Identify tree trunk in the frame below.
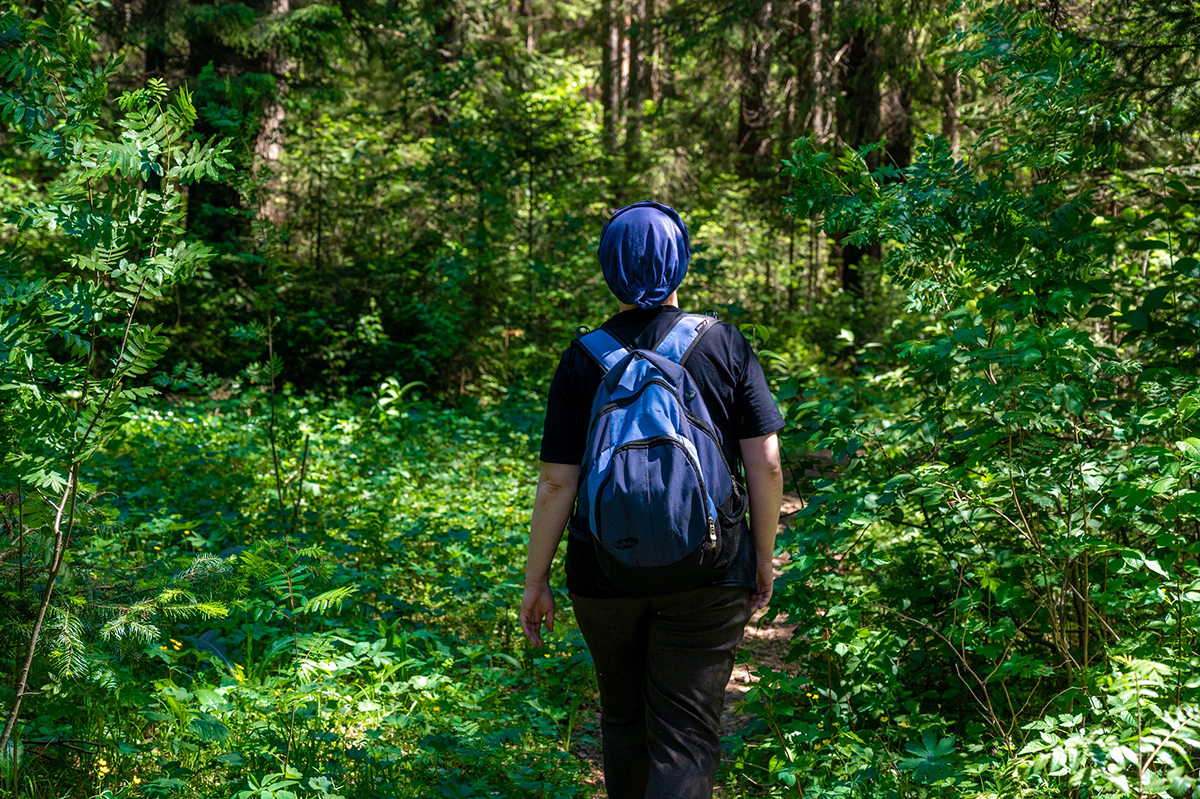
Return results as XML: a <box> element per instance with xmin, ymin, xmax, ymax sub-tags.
<box><xmin>254</xmin><ymin>0</ymin><xmax>289</xmax><ymax>225</ymax></box>
<box><xmin>185</xmin><ymin>0</ymin><xmax>249</xmax><ymax>239</ymax></box>
<box><xmin>805</xmin><ymin>0</ymin><xmax>828</xmax><ymax>303</ymax></box>
<box><xmin>781</xmin><ymin>0</ymin><xmax>818</xmax><ymax>305</ymax></box>
<box><xmin>736</xmin><ymin>0</ymin><xmax>774</xmax><ymax>174</ymax></box>
<box><xmin>625</xmin><ymin>0</ymin><xmax>647</xmax><ymax>167</ymax></box>
<box><xmin>781</xmin><ymin>1</ymin><xmax>809</xmax><ymax>149</ymax></box>
<box><xmin>833</xmin><ymin>25</ymin><xmax>882</xmax><ymax>297</ymax></box>
<box><xmin>143</xmin><ymin>0</ymin><xmax>170</xmax><ymax>79</ymax></box>
<box><xmin>621</xmin><ymin>4</ymin><xmax>630</xmax><ymax>102</ymax></box>
<box><xmin>647</xmin><ymin>0</ymin><xmax>660</xmax><ymax>102</ymax></box>
<box><xmin>883</xmin><ymin>80</ymin><xmax>912</xmax><ymax>171</ymax></box>
<box><xmin>430</xmin><ymin>5</ymin><xmax>458</xmax><ymax>130</ymax></box>
<box><xmin>520</xmin><ymin>0</ymin><xmax>534</xmax><ymax>54</ymax></box>
<box><xmin>601</xmin><ymin>0</ymin><xmax>623</xmax><ymax>153</ymax></box>
<box><xmin>806</xmin><ymin>0</ymin><xmax>830</xmax><ymax>143</ymax></box>
<box><xmin>943</xmin><ymin>67</ymin><xmax>961</xmax><ymax>156</ymax></box>
<box><xmin>836</xmin><ymin>27</ymin><xmax>882</xmax><ymax>161</ymax></box>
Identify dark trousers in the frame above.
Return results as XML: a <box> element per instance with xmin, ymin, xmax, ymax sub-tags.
<box><xmin>571</xmin><ymin>586</ymin><xmax>752</xmax><ymax>799</ymax></box>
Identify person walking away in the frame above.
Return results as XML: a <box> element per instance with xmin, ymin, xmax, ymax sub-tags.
<box><xmin>520</xmin><ymin>201</ymin><xmax>785</xmax><ymax>799</ymax></box>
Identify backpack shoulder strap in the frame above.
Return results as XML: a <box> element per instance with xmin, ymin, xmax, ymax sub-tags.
<box><xmin>576</xmin><ymin>328</ymin><xmax>630</xmax><ymax>373</ymax></box>
<box><xmin>654</xmin><ymin>313</ymin><xmax>718</xmax><ymax>365</ymax></box>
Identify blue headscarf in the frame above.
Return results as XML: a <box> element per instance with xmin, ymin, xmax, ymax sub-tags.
<box><xmin>598</xmin><ymin>201</ymin><xmax>691</xmax><ymax>309</ymax></box>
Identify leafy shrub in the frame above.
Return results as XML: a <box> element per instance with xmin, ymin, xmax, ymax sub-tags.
<box><xmin>1</xmin><ymin>381</ymin><xmax>594</xmax><ymax>795</ymax></box>
<box><xmin>0</xmin><ymin>1</ymin><xmax>233</xmax><ymax>766</ymax></box>
<box><xmin>80</xmin><ymin>395</ymin><xmax>594</xmax><ymax>797</ymax></box>
<box><xmin>741</xmin><ymin>7</ymin><xmax>1200</xmax><ymax>798</ymax></box>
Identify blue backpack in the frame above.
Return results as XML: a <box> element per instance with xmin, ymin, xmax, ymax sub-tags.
<box><xmin>573</xmin><ymin>313</ymin><xmax>745</xmax><ymax>594</ymax></box>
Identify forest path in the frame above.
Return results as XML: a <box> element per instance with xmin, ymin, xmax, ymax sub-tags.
<box><xmin>574</xmin><ymin>493</ymin><xmax>805</xmax><ymax>796</ymax></box>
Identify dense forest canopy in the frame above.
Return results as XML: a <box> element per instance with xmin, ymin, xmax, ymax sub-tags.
<box><xmin>7</xmin><ymin>0</ymin><xmax>1192</xmax><ymax>395</ymax></box>
<box><xmin>3</xmin><ymin>0</ymin><xmax>1200</xmax><ymax>796</ymax></box>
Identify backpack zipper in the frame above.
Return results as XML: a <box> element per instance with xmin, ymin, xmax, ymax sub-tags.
<box><xmin>681</xmin><ymin>408</ymin><xmax>743</xmax><ymax>500</ymax></box>
<box><xmin>595</xmin><ymin>435</ymin><xmax>716</xmax><ymax>549</ymax></box>
<box><xmin>586</xmin><ymin>377</ymin><xmax>675</xmax><ymax>444</ymax></box>
<box><xmin>589</xmin><ymin>377</ymin><xmax>720</xmax><ymax>459</ymax></box>
<box><xmin>586</xmin><ymin>379</ymin><xmax>742</xmax><ymax>508</ymax></box>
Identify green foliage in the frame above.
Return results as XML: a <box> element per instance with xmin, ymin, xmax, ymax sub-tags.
<box><xmin>735</xmin><ymin>6</ymin><xmax>1200</xmax><ymax>798</ymax></box>
<box><xmin>1018</xmin><ymin>658</ymin><xmax>1200</xmax><ymax>795</ymax></box>
<box><xmin>109</xmin><ymin>0</ymin><xmax>622</xmax><ymax>394</ymax></box>
<box><xmin>54</xmin><ymin>0</ymin><xmax>824</xmax><ymax>395</ymax></box>
<box><xmin>0</xmin><ymin>0</ymin><xmax>232</xmax><ymax>767</ymax></box>
<box><xmin>6</xmin><ymin>1</ymin><xmax>1200</xmax><ymax>797</ymax></box>
<box><xmin>0</xmin><ymin>7</ymin><xmax>232</xmax><ymax>486</ymax></box>
<box><xmin>36</xmin><ymin>396</ymin><xmax>593</xmax><ymax>797</ymax></box>
<box><xmin>898</xmin><ymin>731</ymin><xmax>958</xmax><ymax>784</ymax></box>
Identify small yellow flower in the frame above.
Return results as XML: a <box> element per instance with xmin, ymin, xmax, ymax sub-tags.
<box><xmin>133</xmin><ymin>776</ymin><xmax>141</xmax><ymax>784</ymax></box>
<box><xmin>171</xmin><ymin>639</ymin><xmax>183</xmax><ymax>650</ymax></box>
<box><xmin>881</xmin><ymin>716</ymin><xmax>889</xmax><ymax>722</ymax></box>
<box><xmin>899</xmin><ymin>721</ymin><xmax>909</xmax><ymax>728</ymax></box>
<box><xmin>153</xmin><ymin>545</ymin><xmax>162</xmax><ymax>551</ymax></box>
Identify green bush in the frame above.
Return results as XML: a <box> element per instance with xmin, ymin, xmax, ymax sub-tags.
<box><xmin>0</xmin><ymin>1</ymin><xmax>234</xmax><ymax>773</ymax></box>
<box><xmin>77</xmin><ymin>395</ymin><xmax>594</xmax><ymax>798</ymax></box>
<box><xmin>0</xmin><ymin>10</ymin><xmax>593</xmax><ymax>793</ymax></box>
<box><xmin>741</xmin><ymin>7</ymin><xmax>1200</xmax><ymax>798</ymax></box>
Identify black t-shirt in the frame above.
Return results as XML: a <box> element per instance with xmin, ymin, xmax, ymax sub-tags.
<box><xmin>540</xmin><ymin>305</ymin><xmax>785</xmax><ymax>598</ymax></box>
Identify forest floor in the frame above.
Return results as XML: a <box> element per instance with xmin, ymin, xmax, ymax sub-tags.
<box><xmin>575</xmin><ymin>493</ymin><xmax>806</xmax><ymax>796</ymax></box>
<box><xmin>54</xmin><ymin>401</ymin><xmax>814</xmax><ymax>797</ymax></box>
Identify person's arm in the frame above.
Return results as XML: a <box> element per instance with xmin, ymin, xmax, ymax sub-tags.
<box><xmin>740</xmin><ymin>432</ymin><xmax>783</xmax><ymax>613</ymax></box>
<box><xmin>520</xmin><ymin>462</ymin><xmax>581</xmax><ymax>647</ymax></box>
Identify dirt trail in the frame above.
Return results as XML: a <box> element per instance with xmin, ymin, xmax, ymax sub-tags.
<box><xmin>574</xmin><ymin>494</ymin><xmax>805</xmax><ymax>795</ymax></box>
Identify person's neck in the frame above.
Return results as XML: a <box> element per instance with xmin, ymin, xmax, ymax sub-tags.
<box><xmin>618</xmin><ymin>291</ymin><xmax>679</xmax><ymax>313</ymax></box>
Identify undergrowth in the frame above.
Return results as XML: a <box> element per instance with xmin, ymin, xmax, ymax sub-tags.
<box><xmin>8</xmin><ymin>393</ymin><xmax>594</xmax><ymax>798</ymax></box>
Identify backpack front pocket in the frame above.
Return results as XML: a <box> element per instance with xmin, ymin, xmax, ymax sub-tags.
<box><xmin>594</xmin><ymin>436</ymin><xmax>716</xmax><ymax>569</ymax></box>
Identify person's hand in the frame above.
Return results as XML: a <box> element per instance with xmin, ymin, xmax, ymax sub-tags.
<box><xmin>750</xmin><ymin>558</ymin><xmax>774</xmax><ymax>613</ymax></box>
<box><xmin>520</xmin><ymin>580</ymin><xmax>556</xmax><ymax>647</ymax></box>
